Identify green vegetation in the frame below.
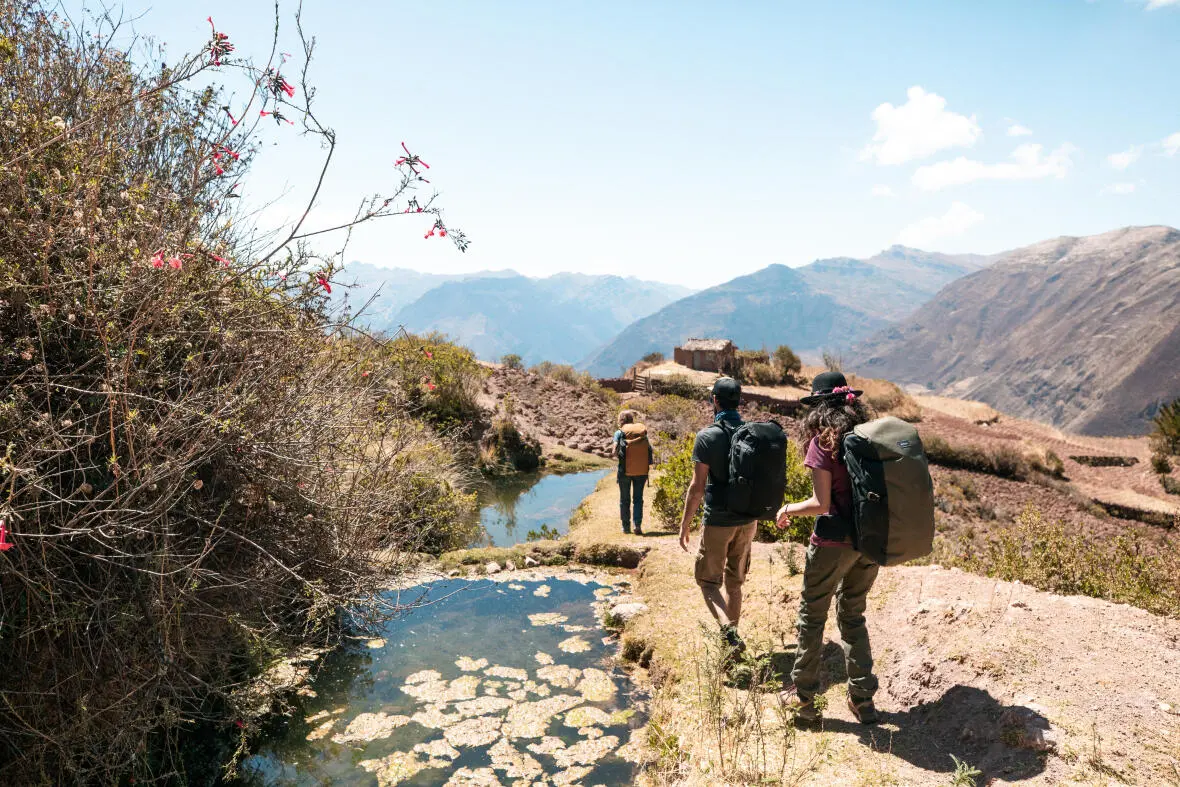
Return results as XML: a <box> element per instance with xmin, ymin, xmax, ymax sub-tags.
<box><xmin>1162</xmin><ymin>475</ymin><xmax>1180</xmax><ymax>496</ymax></box>
<box><xmin>479</xmin><ymin>416</ymin><xmax>543</xmax><ymax>472</ymax></box>
<box><xmin>1151</xmin><ymin>452</ymin><xmax>1173</xmax><ymax>475</ymax></box>
<box><xmin>650</xmin><ymin>374</ymin><xmax>709</xmax><ymax>400</ymax></box>
<box><xmin>936</xmin><ymin>508</ymin><xmax>1180</xmax><ymax>618</ymax></box>
<box><xmin>530</xmin><ymin>359</ymin><xmax>620</xmax><ymax>406</ymax></box>
<box><xmin>642</xmin><ymin>351</ymin><xmax>666</xmax><ymax>364</ymax></box>
<box><xmin>0</xmin><ymin>4</ymin><xmax>474</xmax><ymax>780</ymax></box>
<box><xmin>746</xmin><ymin>362</ymin><xmax>779</xmax><ymax>386</ymax></box>
<box><xmin>1151</xmin><ymin>397</ymin><xmax>1180</xmax><ymax>457</ymax></box>
<box><xmin>653</xmin><ymin>434</ymin><xmax>813</xmax><ymax>542</ymax></box>
<box><xmin>773</xmin><ymin>344</ymin><xmax>802</xmax><ymax>383</ymax></box>
<box><xmin>526</xmin><ymin>523</ymin><xmax>561</xmax><ymax>541</ymax></box>
<box><xmin>949</xmin><ymin>755</ymin><xmax>983</xmax><ymax>786</ymax></box>
<box><xmin>500</xmin><ymin>353</ymin><xmax>524</xmax><ymax>370</ymax></box>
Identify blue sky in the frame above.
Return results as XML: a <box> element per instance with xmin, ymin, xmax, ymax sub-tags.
<box><xmin>96</xmin><ymin>0</ymin><xmax>1180</xmax><ymax>287</ymax></box>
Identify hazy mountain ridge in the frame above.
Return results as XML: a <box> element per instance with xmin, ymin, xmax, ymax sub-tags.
<box><xmin>336</xmin><ymin>263</ymin><xmax>693</xmax><ymax>366</ymax></box>
<box><xmin>851</xmin><ymin>226</ymin><xmax>1180</xmax><ymax>436</ymax></box>
<box><xmin>582</xmin><ymin>247</ymin><xmax>988</xmax><ymax>376</ymax></box>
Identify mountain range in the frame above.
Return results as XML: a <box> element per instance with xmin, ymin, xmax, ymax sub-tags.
<box><xmin>580</xmin><ymin>247</ymin><xmax>991</xmax><ymax>376</ymax></box>
<box><xmin>851</xmin><ymin>226</ymin><xmax>1180</xmax><ymax>436</ymax></box>
<box><xmin>334</xmin><ymin>264</ymin><xmax>693</xmax><ymax>366</ymax></box>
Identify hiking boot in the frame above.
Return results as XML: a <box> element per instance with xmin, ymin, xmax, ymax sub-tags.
<box><xmin>721</xmin><ymin>624</ymin><xmax>747</xmax><ymax>658</ymax></box>
<box><xmin>781</xmin><ymin>686</ymin><xmax>820</xmax><ymax>727</ymax></box>
<box><xmin>847</xmin><ymin>695</ymin><xmax>880</xmax><ymax>725</ymax></box>
<box><xmin>634</xmin><ymin>522</ymin><xmax>644</xmax><ymax>535</ymax></box>
<box><xmin>621</xmin><ymin>522</ymin><xmax>631</xmax><ymax>535</ymax></box>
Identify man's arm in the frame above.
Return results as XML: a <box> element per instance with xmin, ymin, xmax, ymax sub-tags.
<box><xmin>678</xmin><ymin>462</ymin><xmax>710</xmax><ymax>551</ymax></box>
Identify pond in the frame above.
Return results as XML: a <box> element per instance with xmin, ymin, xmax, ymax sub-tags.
<box><xmin>468</xmin><ymin>470</ymin><xmax>611</xmax><ymax>548</ymax></box>
<box><xmin>240</xmin><ymin>575</ymin><xmax>646</xmax><ymax>786</ymax></box>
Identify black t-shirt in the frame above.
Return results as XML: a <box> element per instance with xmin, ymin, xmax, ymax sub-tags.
<box><xmin>691</xmin><ymin>420</ymin><xmax>756</xmax><ymax>527</ymax></box>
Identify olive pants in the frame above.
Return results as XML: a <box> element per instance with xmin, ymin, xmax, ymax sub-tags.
<box><xmin>791</xmin><ymin>543</ymin><xmax>880</xmax><ymax>701</ymax></box>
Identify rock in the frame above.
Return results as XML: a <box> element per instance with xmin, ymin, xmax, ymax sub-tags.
<box><xmin>447</xmin><ymin>569</ymin><xmax>461</xmax><ymax>578</ymax></box>
<box><xmin>524</xmin><ymin>556</ymin><xmax>540</xmax><ymax>568</ymax></box>
<box><xmin>505</xmin><ymin>560</ymin><xmax>516</xmax><ymax>572</ymax></box>
<box><xmin>607</xmin><ymin>602</ymin><xmax>649</xmax><ymax>625</ymax></box>
<box><xmin>485</xmin><ymin>561</ymin><xmax>502</xmax><ymax>575</ymax></box>
<box><xmin>999</xmin><ymin>705</ymin><xmax>1058</xmax><ymax>753</ymax></box>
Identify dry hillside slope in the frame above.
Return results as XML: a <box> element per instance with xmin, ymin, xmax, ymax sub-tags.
<box><xmin>852</xmin><ymin>225</ymin><xmax>1180</xmax><ymax>436</ymax></box>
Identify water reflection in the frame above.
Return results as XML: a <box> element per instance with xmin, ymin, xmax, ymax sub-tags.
<box><xmin>240</xmin><ymin>577</ymin><xmax>645</xmax><ymax>786</ymax></box>
<box><xmin>470</xmin><ymin>470</ymin><xmax>609</xmax><ymax>548</ymax></box>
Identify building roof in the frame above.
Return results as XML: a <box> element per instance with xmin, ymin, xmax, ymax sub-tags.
<box><xmin>678</xmin><ymin>338</ymin><xmax>734</xmax><ymax>352</ymax></box>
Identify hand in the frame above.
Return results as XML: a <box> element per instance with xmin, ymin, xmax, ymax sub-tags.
<box><xmin>775</xmin><ymin>507</ymin><xmax>791</xmax><ymax>532</ymax></box>
<box><xmin>679</xmin><ymin>524</ymin><xmax>692</xmax><ymax>552</ymax></box>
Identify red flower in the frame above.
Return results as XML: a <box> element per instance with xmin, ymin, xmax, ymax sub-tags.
<box><xmin>439</xmin><ymin>229</ymin><xmax>447</xmax><ymax>238</ymax></box>
<box><xmin>167</xmin><ymin>256</ymin><xmax>183</xmax><ymax>270</ymax></box>
<box><xmin>316</xmin><ymin>274</ymin><xmax>331</xmax><ymax>293</ymax></box>
<box><xmin>150</xmin><ymin>249</ymin><xmax>165</xmax><ymax>269</ymax></box>
<box><xmin>423</xmin><ymin>349</ymin><xmax>434</xmax><ymax>359</ymax></box>
<box><xmin>0</xmin><ymin>519</ymin><xmax>14</xmax><ymax>552</ymax></box>
<box><xmin>361</xmin><ymin>370</ymin><xmax>370</xmax><ymax>378</ymax></box>
<box><xmin>207</xmin><ymin>17</ymin><xmax>235</xmax><ymax>66</ymax></box>
<box><xmin>234</xmin><ymin>720</ymin><xmax>244</xmax><ymax>729</ymax></box>
<box><xmin>268</xmin><ymin>70</ymin><xmax>296</xmax><ymax>99</ymax></box>
<box><xmin>427</xmin><ymin>382</ymin><xmax>436</xmax><ymax>391</ymax></box>
<box><xmin>212</xmin><ymin>254</ymin><xmax>229</xmax><ymax>267</ymax></box>
<box><xmin>214</xmin><ymin>163</ymin><xmax>224</xmax><ymax>176</ymax></box>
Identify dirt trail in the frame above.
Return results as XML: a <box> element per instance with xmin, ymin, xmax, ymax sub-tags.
<box><xmin>568</xmin><ymin>476</ymin><xmax>1180</xmax><ymax>786</ymax></box>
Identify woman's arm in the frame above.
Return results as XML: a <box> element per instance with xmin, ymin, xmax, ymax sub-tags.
<box><xmin>777</xmin><ymin>466</ymin><xmax>832</xmax><ymax>520</ymax></box>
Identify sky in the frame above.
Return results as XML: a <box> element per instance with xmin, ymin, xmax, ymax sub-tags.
<box><xmin>81</xmin><ymin>0</ymin><xmax>1180</xmax><ymax>288</ymax></box>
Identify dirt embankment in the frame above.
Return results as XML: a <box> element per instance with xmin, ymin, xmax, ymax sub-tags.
<box><xmin>482</xmin><ymin>367</ymin><xmax>619</xmax><ymax>459</ymax></box>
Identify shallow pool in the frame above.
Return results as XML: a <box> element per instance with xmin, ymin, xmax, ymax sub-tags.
<box><xmin>469</xmin><ymin>469</ymin><xmax>611</xmax><ymax>548</ymax></box>
<box><xmin>240</xmin><ymin>575</ymin><xmax>645</xmax><ymax>786</ymax></box>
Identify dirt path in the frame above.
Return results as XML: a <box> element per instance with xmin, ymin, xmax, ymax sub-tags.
<box><xmin>568</xmin><ymin>477</ymin><xmax>1180</xmax><ymax>786</ymax></box>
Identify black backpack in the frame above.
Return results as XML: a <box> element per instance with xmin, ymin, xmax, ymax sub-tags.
<box><xmin>714</xmin><ymin>420</ymin><xmax>788</xmax><ymax>520</ymax></box>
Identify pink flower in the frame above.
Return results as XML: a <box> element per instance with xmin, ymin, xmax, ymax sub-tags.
<box><xmin>427</xmin><ymin>382</ymin><xmax>436</xmax><ymax>391</ymax></box>
<box><xmin>0</xmin><ymin>519</ymin><xmax>13</xmax><ymax>552</ymax></box>
<box><xmin>268</xmin><ymin>70</ymin><xmax>296</xmax><ymax>99</ymax></box>
<box><xmin>207</xmin><ymin>17</ymin><xmax>235</xmax><ymax>66</ymax></box>
<box><xmin>423</xmin><ymin>349</ymin><xmax>434</xmax><ymax>359</ymax></box>
<box><xmin>361</xmin><ymin>370</ymin><xmax>370</xmax><ymax>378</ymax></box>
<box><xmin>167</xmin><ymin>256</ymin><xmax>183</xmax><ymax>270</ymax></box>
<box><xmin>212</xmin><ymin>254</ymin><xmax>229</xmax><ymax>267</ymax></box>
<box><xmin>150</xmin><ymin>249</ymin><xmax>165</xmax><ymax>269</ymax></box>
<box><xmin>316</xmin><ymin>274</ymin><xmax>331</xmax><ymax>293</ymax></box>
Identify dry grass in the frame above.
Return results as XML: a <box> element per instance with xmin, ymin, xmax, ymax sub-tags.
<box><xmin>913</xmin><ymin>395</ymin><xmax>1002</xmax><ymax>423</ymax></box>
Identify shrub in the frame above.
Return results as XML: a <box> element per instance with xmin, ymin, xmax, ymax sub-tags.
<box><xmin>1163</xmin><ymin>475</ymin><xmax>1180</xmax><ymax>496</ymax></box>
<box><xmin>822</xmin><ymin>350</ymin><xmax>844</xmax><ymax>373</ymax></box>
<box><xmin>773</xmin><ymin>345</ymin><xmax>802</xmax><ymax>383</ymax></box>
<box><xmin>947</xmin><ymin>508</ymin><xmax>1180</xmax><ymax>618</ymax></box>
<box><xmin>651</xmin><ymin>374</ymin><xmax>708</xmax><ymax>400</ymax></box>
<box><xmin>924</xmin><ymin>435</ymin><xmax>1033</xmax><ymax>480</ymax></box>
<box><xmin>757</xmin><ymin>441</ymin><xmax>814</xmax><ymax>543</ymax></box>
<box><xmin>1151</xmin><ymin>453</ymin><xmax>1173</xmax><ymax>475</ymax></box>
<box><xmin>746</xmin><ymin>362</ymin><xmax>779</xmax><ymax>386</ymax></box>
<box><xmin>644</xmin><ymin>395</ymin><xmax>702</xmax><ymax>441</ymax></box>
<box><xmin>0</xmin><ymin>4</ymin><xmax>472</xmax><ymax>780</ymax></box>
<box><xmin>857</xmin><ymin>377</ymin><xmax>922</xmax><ymax>422</ymax></box>
<box><xmin>653</xmin><ymin>435</ymin><xmax>699</xmax><ymax>528</ymax></box>
<box><xmin>1152</xmin><ymin>397</ymin><xmax>1180</xmax><ymax>457</ymax></box>
<box><xmin>642</xmin><ymin>351</ymin><xmax>665</xmax><ymax>364</ymax></box>
<box><xmin>501</xmin><ymin>353</ymin><xmax>524</xmax><ymax>370</ymax></box>
<box><xmin>531</xmin><ymin>360</ymin><xmax>596</xmax><ymax>388</ymax></box>
<box><xmin>480</xmin><ymin>416</ymin><xmax>542</xmax><ymax>472</ymax></box>
<box><xmin>378</xmin><ymin>331</ymin><xmax>487</xmax><ymax>430</ymax></box>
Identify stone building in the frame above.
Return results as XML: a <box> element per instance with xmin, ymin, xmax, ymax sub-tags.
<box><xmin>673</xmin><ymin>338</ymin><xmax>736</xmax><ymax>373</ymax></box>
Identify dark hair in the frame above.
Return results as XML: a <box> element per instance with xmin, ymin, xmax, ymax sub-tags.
<box><xmin>801</xmin><ymin>397</ymin><xmax>872</xmax><ymax>461</ymax></box>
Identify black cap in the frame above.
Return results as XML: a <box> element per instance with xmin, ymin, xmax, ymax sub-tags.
<box><xmin>800</xmin><ymin>371</ymin><xmax>864</xmax><ymax>405</ymax></box>
<box><xmin>711</xmin><ymin>376</ymin><xmax>742</xmax><ymax>408</ymax></box>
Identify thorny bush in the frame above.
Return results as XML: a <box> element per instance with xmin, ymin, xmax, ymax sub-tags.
<box><xmin>0</xmin><ymin>1</ymin><xmax>471</xmax><ymax>782</ymax></box>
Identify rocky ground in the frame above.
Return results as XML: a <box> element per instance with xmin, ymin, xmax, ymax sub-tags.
<box><xmin>482</xmin><ymin>367</ymin><xmax>619</xmax><ymax>459</ymax></box>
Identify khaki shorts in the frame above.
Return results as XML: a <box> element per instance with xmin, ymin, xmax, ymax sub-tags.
<box><xmin>694</xmin><ymin>522</ymin><xmax>758</xmax><ymax>588</ymax></box>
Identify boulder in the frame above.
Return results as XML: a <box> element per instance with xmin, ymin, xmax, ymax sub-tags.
<box><xmin>485</xmin><ymin>561</ymin><xmax>502</xmax><ymax>575</ymax></box>
<box><xmin>523</xmin><ymin>556</ymin><xmax>540</xmax><ymax>568</ymax></box>
<box><xmin>606</xmin><ymin>602</ymin><xmax>649</xmax><ymax>625</ymax></box>
<box><xmin>505</xmin><ymin>560</ymin><xmax>517</xmax><ymax>572</ymax></box>
<box><xmin>999</xmin><ymin>704</ymin><xmax>1058</xmax><ymax>753</ymax></box>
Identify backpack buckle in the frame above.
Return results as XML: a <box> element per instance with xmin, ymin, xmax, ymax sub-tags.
<box><xmin>867</xmin><ymin>492</ymin><xmax>881</xmax><ymax>502</ymax></box>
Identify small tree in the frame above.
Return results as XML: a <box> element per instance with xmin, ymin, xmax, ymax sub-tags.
<box><xmin>822</xmin><ymin>350</ymin><xmax>844</xmax><ymax>373</ymax></box>
<box><xmin>641</xmin><ymin>351</ymin><xmax>665</xmax><ymax>364</ymax></box>
<box><xmin>773</xmin><ymin>345</ymin><xmax>802</xmax><ymax>383</ymax></box>
<box><xmin>1151</xmin><ymin>398</ymin><xmax>1180</xmax><ymax>457</ymax></box>
<box><xmin>501</xmin><ymin>353</ymin><xmax>524</xmax><ymax>370</ymax></box>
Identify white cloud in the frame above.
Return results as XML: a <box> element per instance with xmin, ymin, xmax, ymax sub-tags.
<box><xmin>911</xmin><ymin>143</ymin><xmax>1077</xmax><ymax>191</ymax></box>
<box><xmin>870</xmin><ymin>184</ymin><xmax>896</xmax><ymax>198</ymax></box>
<box><xmin>896</xmin><ymin>202</ymin><xmax>984</xmax><ymax>247</ymax></box>
<box><xmin>1006</xmin><ymin>123</ymin><xmax>1033</xmax><ymax>137</ymax></box>
<box><xmin>860</xmin><ymin>86</ymin><xmax>982</xmax><ymax>166</ymax></box>
<box><xmin>1106</xmin><ymin>145</ymin><xmax>1143</xmax><ymax>170</ymax></box>
<box><xmin>1102</xmin><ymin>182</ymin><xmax>1137</xmax><ymax>195</ymax></box>
<box><xmin>1146</xmin><ymin>0</ymin><xmax>1180</xmax><ymax>9</ymax></box>
<box><xmin>1164</xmin><ymin>132</ymin><xmax>1180</xmax><ymax>156</ymax></box>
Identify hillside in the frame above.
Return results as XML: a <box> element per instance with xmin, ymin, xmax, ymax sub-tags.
<box><xmin>582</xmin><ymin>247</ymin><xmax>987</xmax><ymax>376</ymax></box>
<box><xmin>852</xmin><ymin>226</ymin><xmax>1180</xmax><ymax>436</ymax></box>
<box><xmin>393</xmin><ymin>273</ymin><xmax>692</xmax><ymax>366</ymax></box>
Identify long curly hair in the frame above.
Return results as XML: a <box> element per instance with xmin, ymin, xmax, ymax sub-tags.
<box><xmin>801</xmin><ymin>396</ymin><xmax>872</xmax><ymax>461</ymax></box>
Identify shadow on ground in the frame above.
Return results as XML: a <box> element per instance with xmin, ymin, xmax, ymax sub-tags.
<box><xmin>729</xmin><ymin>646</ymin><xmax>1050</xmax><ymax>783</ymax></box>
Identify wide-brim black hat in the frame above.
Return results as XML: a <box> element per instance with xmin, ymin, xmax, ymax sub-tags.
<box><xmin>800</xmin><ymin>370</ymin><xmax>863</xmax><ymax>406</ymax></box>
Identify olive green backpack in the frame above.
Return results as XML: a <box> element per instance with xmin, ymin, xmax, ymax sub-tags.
<box><xmin>842</xmin><ymin>417</ymin><xmax>935</xmax><ymax>566</ymax></box>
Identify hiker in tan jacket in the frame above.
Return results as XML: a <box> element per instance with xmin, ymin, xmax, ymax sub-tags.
<box><xmin>612</xmin><ymin>410</ymin><xmax>653</xmax><ymax>535</ymax></box>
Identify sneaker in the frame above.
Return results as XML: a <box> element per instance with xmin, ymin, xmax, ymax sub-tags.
<box><xmin>622</xmin><ymin>522</ymin><xmax>631</xmax><ymax>534</ymax></box>
<box><xmin>847</xmin><ymin>695</ymin><xmax>880</xmax><ymax>725</ymax></box>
